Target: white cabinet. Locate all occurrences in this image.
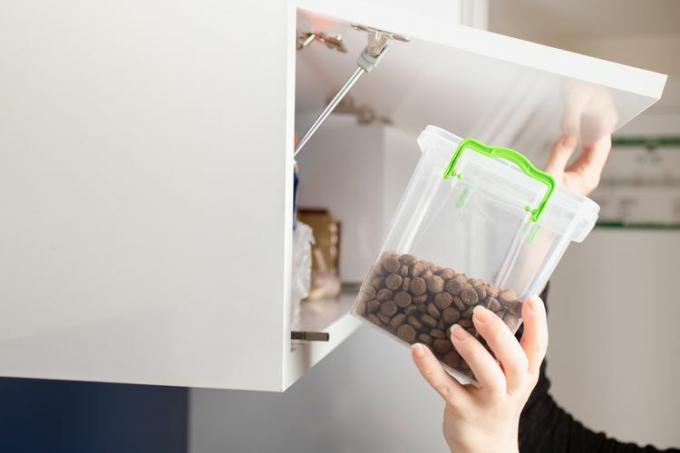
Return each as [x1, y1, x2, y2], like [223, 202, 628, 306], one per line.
[0, 0, 666, 391]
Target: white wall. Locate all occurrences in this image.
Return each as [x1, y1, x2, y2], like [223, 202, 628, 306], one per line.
[548, 230, 680, 449]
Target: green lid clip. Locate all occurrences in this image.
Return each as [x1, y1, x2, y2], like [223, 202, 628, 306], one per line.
[443, 138, 556, 222]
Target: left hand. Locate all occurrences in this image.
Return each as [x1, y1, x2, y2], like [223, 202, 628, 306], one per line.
[544, 134, 612, 195]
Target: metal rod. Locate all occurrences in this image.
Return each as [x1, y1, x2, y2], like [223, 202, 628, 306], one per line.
[294, 66, 366, 157]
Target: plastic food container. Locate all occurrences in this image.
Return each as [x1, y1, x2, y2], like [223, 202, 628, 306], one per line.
[353, 125, 599, 385]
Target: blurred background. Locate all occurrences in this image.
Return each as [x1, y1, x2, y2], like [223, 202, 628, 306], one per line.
[2, 1, 678, 452]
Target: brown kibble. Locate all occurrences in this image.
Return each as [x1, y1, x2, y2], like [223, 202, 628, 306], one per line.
[462, 306, 475, 319]
[487, 297, 502, 312]
[367, 314, 382, 326]
[408, 315, 423, 330]
[382, 256, 401, 274]
[377, 312, 392, 324]
[487, 284, 499, 298]
[371, 277, 385, 290]
[410, 262, 428, 277]
[402, 277, 411, 291]
[399, 264, 409, 277]
[397, 324, 417, 343]
[399, 254, 417, 265]
[505, 300, 523, 316]
[414, 303, 427, 314]
[426, 304, 441, 319]
[390, 313, 407, 329]
[460, 286, 479, 305]
[437, 268, 456, 280]
[394, 291, 412, 308]
[410, 277, 427, 296]
[430, 329, 446, 339]
[503, 311, 520, 330]
[380, 300, 398, 317]
[376, 288, 393, 302]
[437, 319, 447, 330]
[414, 294, 429, 304]
[474, 284, 487, 300]
[404, 305, 418, 316]
[422, 270, 433, 281]
[366, 299, 381, 314]
[442, 307, 460, 324]
[453, 296, 466, 311]
[434, 292, 453, 310]
[442, 351, 461, 368]
[427, 275, 445, 293]
[385, 274, 403, 290]
[421, 314, 437, 328]
[445, 279, 464, 295]
[459, 319, 473, 328]
[361, 286, 376, 302]
[418, 333, 432, 346]
[433, 339, 452, 354]
[499, 289, 517, 304]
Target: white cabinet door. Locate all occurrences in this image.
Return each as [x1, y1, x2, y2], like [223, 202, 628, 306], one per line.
[0, 0, 296, 391]
[0, 0, 666, 391]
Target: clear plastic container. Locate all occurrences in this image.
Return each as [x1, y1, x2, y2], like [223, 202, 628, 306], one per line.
[352, 125, 599, 385]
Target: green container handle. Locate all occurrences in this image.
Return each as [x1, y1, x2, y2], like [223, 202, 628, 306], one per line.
[443, 138, 556, 222]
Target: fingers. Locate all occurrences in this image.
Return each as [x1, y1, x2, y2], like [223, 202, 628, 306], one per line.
[565, 134, 611, 195]
[471, 306, 528, 391]
[520, 296, 549, 376]
[450, 325, 506, 394]
[411, 343, 470, 407]
[545, 135, 578, 177]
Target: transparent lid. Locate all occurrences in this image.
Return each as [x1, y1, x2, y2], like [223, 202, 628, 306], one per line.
[417, 125, 599, 242]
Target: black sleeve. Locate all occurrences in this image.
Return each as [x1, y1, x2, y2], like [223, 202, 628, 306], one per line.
[517, 285, 679, 453]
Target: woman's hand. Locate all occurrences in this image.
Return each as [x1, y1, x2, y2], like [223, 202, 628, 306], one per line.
[411, 296, 548, 453]
[545, 134, 612, 195]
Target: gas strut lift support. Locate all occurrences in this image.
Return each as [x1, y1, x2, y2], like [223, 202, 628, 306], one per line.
[294, 25, 409, 157]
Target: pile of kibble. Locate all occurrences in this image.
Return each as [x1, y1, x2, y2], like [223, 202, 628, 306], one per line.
[355, 252, 523, 379]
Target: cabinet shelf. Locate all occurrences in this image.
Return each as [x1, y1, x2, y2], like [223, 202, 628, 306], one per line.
[285, 288, 361, 389]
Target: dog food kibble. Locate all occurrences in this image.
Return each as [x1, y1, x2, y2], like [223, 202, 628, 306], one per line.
[442, 307, 460, 324]
[410, 277, 427, 296]
[397, 324, 417, 343]
[427, 275, 445, 293]
[385, 274, 403, 290]
[434, 292, 453, 310]
[433, 339, 452, 354]
[407, 315, 423, 330]
[426, 304, 441, 319]
[390, 313, 407, 329]
[394, 291, 412, 308]
[380, 300, 398, 317]
[382, 256, 401, 274]
[358, 252, 527, 382]
[430, 329, 446, 339]
[418, 333, 432, 346]
[376, 288, 393, 302]
[366, 299, 380, 314]
[460, 287, 479, 305]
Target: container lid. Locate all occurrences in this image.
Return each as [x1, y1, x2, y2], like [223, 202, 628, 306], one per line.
[417, 125, 600, 242]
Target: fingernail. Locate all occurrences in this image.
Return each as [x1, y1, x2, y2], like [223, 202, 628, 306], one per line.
[472, 305, 492, 325]
[450, 324, 468, 341]
[411, 343, 426, 357]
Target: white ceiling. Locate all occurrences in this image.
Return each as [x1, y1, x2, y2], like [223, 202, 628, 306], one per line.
[489, 0, 680, 41]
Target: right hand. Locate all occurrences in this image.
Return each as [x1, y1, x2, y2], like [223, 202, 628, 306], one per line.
[411, 296, 549, 453]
